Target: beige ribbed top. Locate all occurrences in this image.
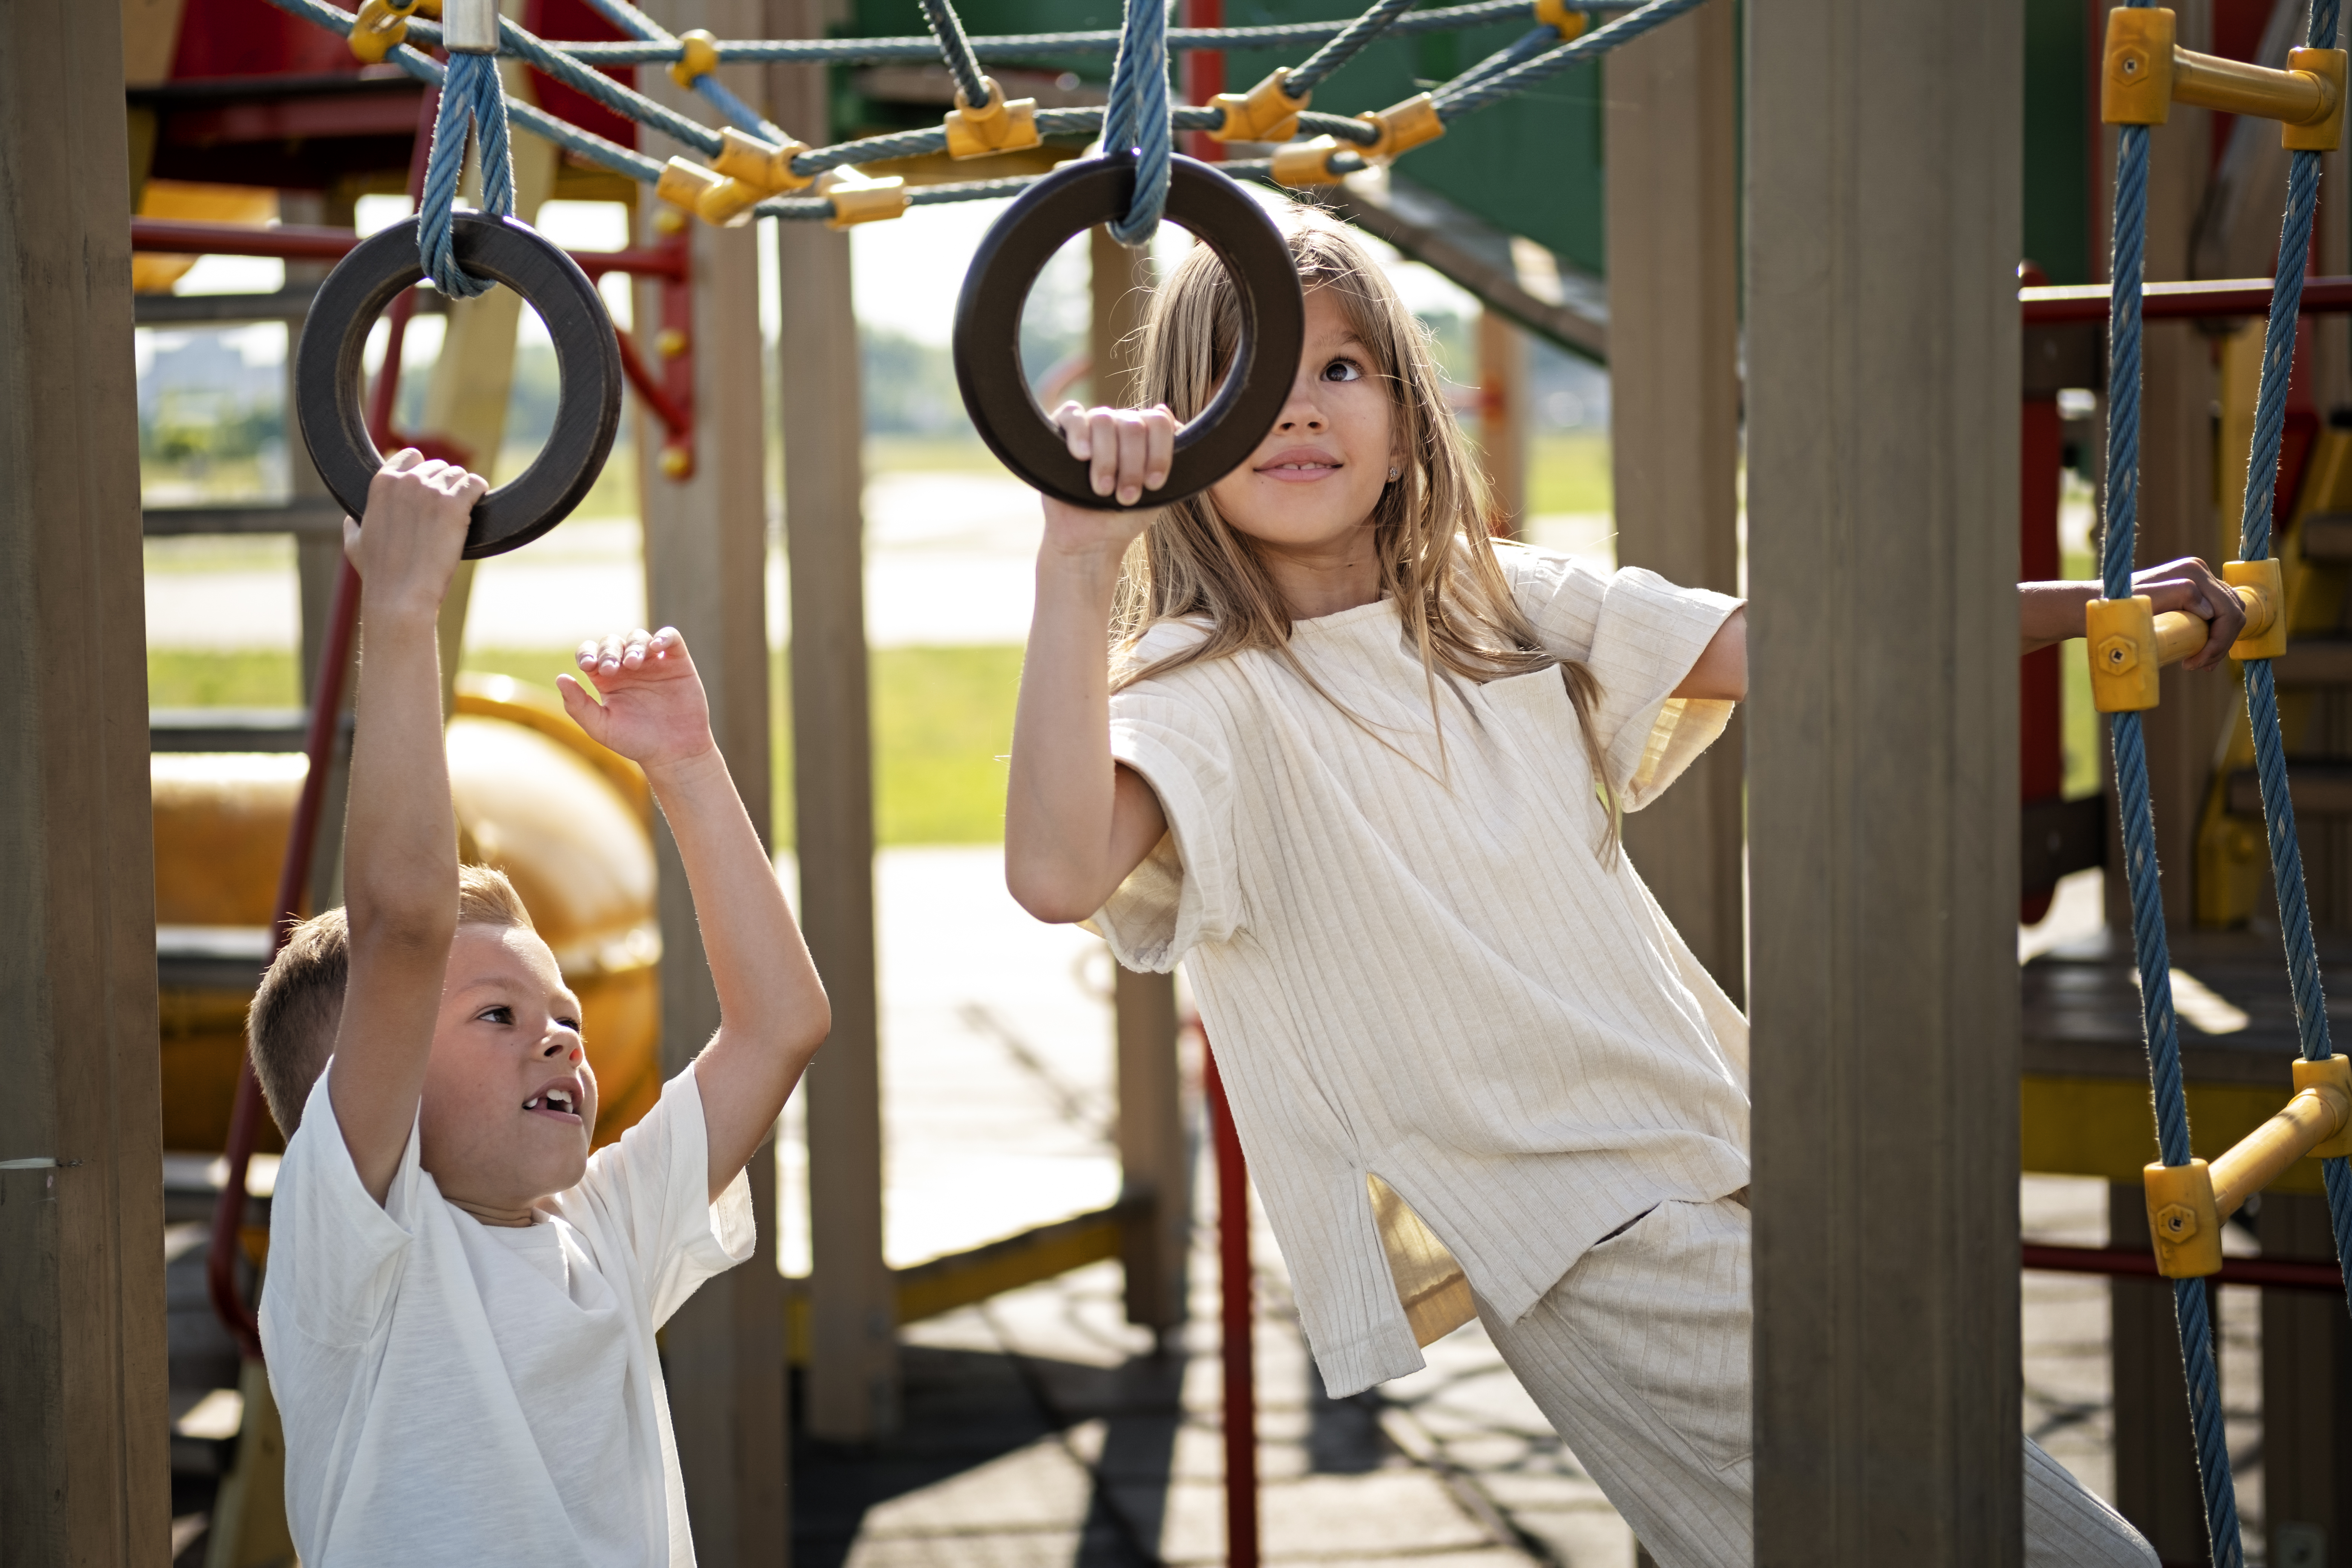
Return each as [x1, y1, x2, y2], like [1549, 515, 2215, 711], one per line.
[1096, 547, 1749, 1396]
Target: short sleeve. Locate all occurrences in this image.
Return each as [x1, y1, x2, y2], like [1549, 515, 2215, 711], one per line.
[1095, 629, 1245, 971]
[1499, 546, 1742, 810]
[562, 1061, 754, 1329]
[259, 1065, 420, 1350]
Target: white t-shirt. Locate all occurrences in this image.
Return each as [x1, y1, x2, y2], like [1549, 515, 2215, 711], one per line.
[1096, 547, 1748, 1397]
[260, 1061, 754, 1567]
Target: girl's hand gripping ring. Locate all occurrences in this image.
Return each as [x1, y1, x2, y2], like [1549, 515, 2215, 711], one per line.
[953, 153, 1306, 511]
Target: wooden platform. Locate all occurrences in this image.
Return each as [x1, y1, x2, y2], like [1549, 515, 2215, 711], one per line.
[2022, 928, 2350, 1192]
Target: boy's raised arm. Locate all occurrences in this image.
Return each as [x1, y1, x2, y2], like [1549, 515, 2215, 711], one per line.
[328, 452, 486, 1203]
[558, 629, 830, 1200]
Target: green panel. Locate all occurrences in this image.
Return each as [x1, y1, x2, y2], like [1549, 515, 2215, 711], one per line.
[2022, 0, 2090, 285]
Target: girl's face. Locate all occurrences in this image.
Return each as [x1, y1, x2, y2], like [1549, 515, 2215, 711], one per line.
[1207, 285, 1397, 562]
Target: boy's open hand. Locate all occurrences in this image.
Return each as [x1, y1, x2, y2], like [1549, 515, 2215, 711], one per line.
[1039, 401, 1176, 556]
[557, 627, 717, 776]
[342, 448, 484, 619]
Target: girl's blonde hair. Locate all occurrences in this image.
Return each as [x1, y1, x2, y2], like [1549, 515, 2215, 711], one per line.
[1111, 208, 1618, 851]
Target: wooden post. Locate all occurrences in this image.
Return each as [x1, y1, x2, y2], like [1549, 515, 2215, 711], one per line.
[2258, 1192, 2352, 1565]
[638, 3, 787, 1556]
[2105, 1187, 2216, 1562]
[1746, 3, 2021, 1562]
[1091, 226, 1190, 1331]
[1475, 310, 1527, 536]
[0, 0, 172, 1561]
[1604, 0, 1745, 1002]
[768, 0, 899, 1442]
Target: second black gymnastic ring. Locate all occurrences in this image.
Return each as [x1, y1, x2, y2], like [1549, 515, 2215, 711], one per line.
[295, 213, 622, 558]
[953, 153, 1306, 511]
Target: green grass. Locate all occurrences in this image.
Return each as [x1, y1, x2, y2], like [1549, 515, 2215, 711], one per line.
[151, 642, 1026, 847]
[1527, 431, 1612, 514]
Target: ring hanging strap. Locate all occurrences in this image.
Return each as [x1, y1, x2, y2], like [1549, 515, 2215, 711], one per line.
[1100, 0, 1172, 245]
[421, 43, 518, 299]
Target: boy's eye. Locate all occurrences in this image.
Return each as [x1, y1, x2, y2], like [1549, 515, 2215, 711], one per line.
[1321, 358, 1363, 383]
[556, 1017, 581, 1033]
[479, 1005, 514, 1026]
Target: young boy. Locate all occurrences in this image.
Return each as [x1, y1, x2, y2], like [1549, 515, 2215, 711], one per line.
[256, 449, 828, 1567]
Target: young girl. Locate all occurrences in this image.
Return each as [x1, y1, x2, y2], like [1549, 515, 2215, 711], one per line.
[1004, 212, 2179, 1567]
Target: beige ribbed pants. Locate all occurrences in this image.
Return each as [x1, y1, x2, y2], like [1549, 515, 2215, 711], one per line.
[1474, 1197, 2159, 1568]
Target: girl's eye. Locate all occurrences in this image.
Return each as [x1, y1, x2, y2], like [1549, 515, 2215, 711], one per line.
[479, 1005, 514, 1026]
[557, 1018, 581, 1033]
[1321, 358, 1363, 383]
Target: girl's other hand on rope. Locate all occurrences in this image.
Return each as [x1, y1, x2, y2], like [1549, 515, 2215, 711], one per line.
[2133, 557, 2244, 671]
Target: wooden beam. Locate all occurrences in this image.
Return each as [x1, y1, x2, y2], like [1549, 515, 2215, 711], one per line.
[767, 0, 899, 1443]
[1475, 310, 1527, 537]
[1089, 225, 1191, 1333]
[2257, 1191, 2352, 1564]
[1605, 0, 1744, 1002]
[639, 3, 788, 1556]
[1745, 2, 2021, 1560]
[0, 0, 172, 1560]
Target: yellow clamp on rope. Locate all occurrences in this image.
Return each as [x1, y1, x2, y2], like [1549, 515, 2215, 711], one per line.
[656, 158, 763, 229]
[713, 125, 816, 193]
[2103, 7, 2346, 150]
[669, 28, 721, 89]
[2145, 1055, 2352, 1277]
[822, 169, 910, 229]
[1531, 0, 1588, 41]
[944, 77, 1042, 159]
[349, 0, 421, 64]
[1271, 136, 1347, 188]
[1355, 92, 1445, 163]
[1210, 69, 1309, 144]
[2224, 558, 2286, 661]
[2088, 563, 2288, 710]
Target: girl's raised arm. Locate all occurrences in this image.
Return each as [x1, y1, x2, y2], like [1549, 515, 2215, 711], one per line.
[1005, 403, 1176, 923]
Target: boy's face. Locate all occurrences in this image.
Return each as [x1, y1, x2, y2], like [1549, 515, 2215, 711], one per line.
[417, 922, 597, 1213]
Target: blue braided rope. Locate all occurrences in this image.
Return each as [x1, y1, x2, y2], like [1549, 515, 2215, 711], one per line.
[1430, 0, 1710, 119]
[1286, 0, 1419, 95]
[918, 0, 994, 109]
[2105, 113, 2244, 1568]
[419, 51, 516, 298]
[1100, 0, 1171, 245]
[2234, 0, 2352, 1329]
[567, 0, 790, 141]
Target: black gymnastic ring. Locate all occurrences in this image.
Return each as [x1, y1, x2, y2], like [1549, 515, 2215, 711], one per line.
[953, 153, 1305, 511]
[295, 213, 622, 559]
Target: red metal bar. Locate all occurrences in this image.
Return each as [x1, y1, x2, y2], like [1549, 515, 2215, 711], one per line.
[1184, 0, 1225, 162]
[130, 216, 688, 280]
[615, 326, 692, 438]
[1205, 1044, 1259, 1568]
[206, 559, 363, 1358]
[2021, 274, 2352, 324]
[2023, 1242, 2349, 1293]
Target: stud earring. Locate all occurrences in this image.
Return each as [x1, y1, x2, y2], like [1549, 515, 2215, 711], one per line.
[1387, 466, 1400, 482]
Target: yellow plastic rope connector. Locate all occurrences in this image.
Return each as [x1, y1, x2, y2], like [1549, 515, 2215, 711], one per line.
[2103, 6, 2346, 148]
[2225, 558, 2287, 660]
[2144, 1160, 2222, 1278]
[349, 0, 421, 64]
[824, 173, 910, 229]
[1532, 0, 1589, 41]
[2087, 596, 2163, 712]
[944, 77, 1042, 159]
[669, 28, 721, 89]
[1270, 136, 1347, 188]
[713, 126, 815, 193]
[656, 158, 761, 228]
[1210, 69, 1309, 144]
[2147, 1056, 2352, 1277]
[1356, 93, 1445, 163]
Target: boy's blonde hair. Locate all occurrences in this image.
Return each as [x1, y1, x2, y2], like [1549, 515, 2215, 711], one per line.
[1113, 210, 1618, 848]
[246, 865, 534, 1136]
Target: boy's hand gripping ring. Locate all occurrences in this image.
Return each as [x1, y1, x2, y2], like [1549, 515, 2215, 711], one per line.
[952, 153, 1306, 511]
[295, 213, 623, 558]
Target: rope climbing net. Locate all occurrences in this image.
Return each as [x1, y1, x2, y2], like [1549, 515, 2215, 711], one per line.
[263, 0, 1705, 249]
[2102, 4, 2352, 1565]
